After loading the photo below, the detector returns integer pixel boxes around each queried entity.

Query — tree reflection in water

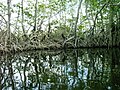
[0,49,120,90]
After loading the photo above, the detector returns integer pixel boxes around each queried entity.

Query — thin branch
[63,36,74,47]
[92,0,110,34]
[0,14,7,25]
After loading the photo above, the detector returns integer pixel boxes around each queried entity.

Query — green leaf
[78,25,84,30]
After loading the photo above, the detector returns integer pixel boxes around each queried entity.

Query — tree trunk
[21,0,26,37]
[6,0,11,48]
[34,0,38,32]
[74,0,83,47]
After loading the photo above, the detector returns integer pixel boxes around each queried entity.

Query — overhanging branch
[92,0,110,33]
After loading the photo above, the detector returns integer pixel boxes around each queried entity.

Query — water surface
[0,49,120,90]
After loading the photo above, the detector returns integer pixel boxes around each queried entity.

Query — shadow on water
[0,48,120,90]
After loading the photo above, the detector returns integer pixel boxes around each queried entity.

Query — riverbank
[1,40,119,56]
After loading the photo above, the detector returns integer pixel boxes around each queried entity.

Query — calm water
[0,49,120,90]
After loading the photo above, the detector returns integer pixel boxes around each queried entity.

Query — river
[0,48,120,90]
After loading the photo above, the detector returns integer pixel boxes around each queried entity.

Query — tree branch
[92,0,110,34]
[0,14,7,25]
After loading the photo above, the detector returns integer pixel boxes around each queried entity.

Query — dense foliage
[0,0,120,52]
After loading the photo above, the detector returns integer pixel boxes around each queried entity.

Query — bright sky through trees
[0,0,86,33]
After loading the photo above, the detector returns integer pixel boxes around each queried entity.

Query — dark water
[0,49,120,90]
